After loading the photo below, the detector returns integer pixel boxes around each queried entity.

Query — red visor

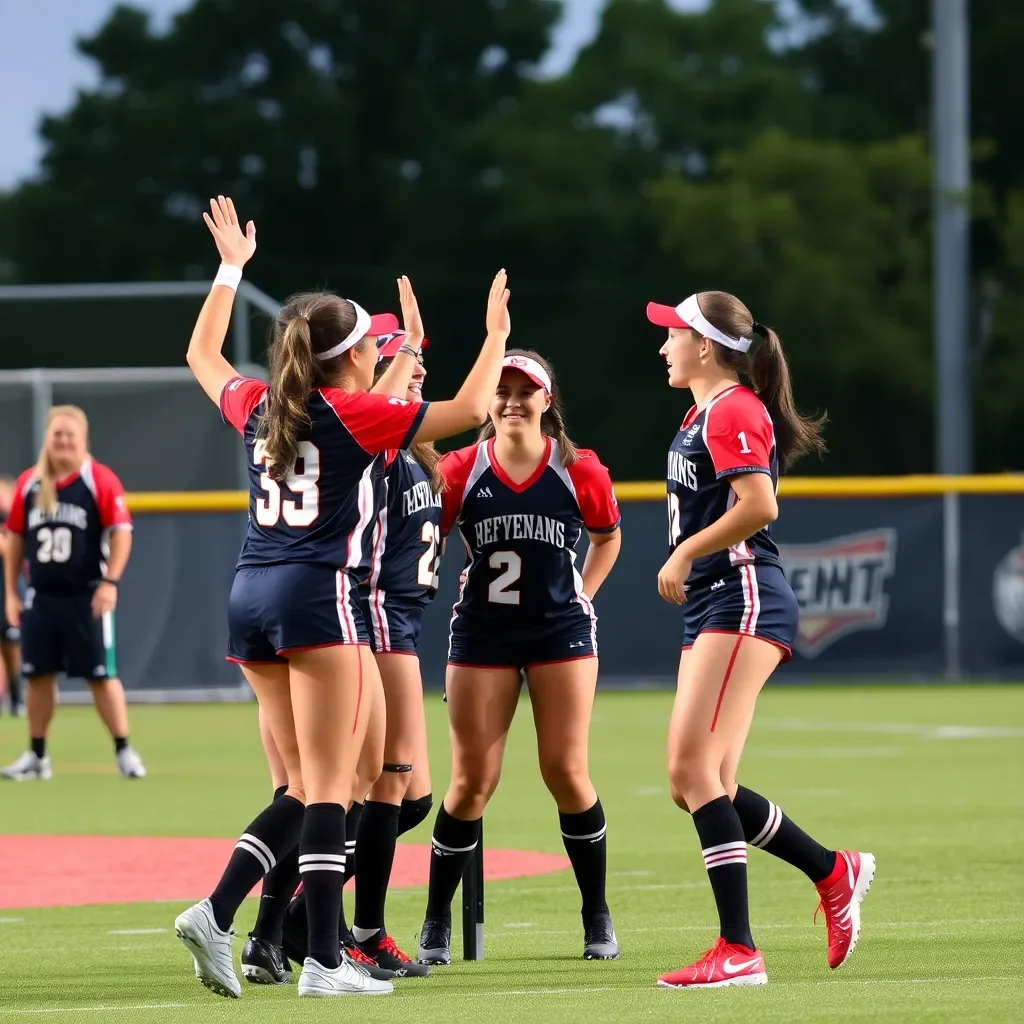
[376,330,430,358]
[646,302,690,329]
[368,312,400,337]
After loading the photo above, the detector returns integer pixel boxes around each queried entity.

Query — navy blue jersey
[366,447,443,605]
[441,437,619,637]
[220,376,428,573]
[6,460,132,593]
[667,384,783,586]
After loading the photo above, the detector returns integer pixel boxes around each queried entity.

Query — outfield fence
[49,475,1024,702]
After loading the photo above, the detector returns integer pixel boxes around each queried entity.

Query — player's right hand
[398,275,425,346]
[486,269,511,338]
[203,195,256,268]
[4,592,21,630]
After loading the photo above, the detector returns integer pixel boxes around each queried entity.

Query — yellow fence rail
[126,475,1024,513]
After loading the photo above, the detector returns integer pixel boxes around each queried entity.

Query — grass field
[0,685,1022,1023]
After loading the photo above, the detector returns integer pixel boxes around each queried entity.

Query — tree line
[0,0,1020,478]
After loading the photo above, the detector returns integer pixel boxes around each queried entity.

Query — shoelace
[695,940,723,981]
[346,945,378,967]
[380,934,412,963]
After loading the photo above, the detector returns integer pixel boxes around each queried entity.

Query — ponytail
[34,405,90,516]
[695,291,826,470]
[262,316,314,482]
[748,325,826,469]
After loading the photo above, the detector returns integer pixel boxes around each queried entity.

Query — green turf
[1,686,1022,1022]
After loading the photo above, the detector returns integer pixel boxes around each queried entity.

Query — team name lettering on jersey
[667,451,699,492]
[27,502,89,532]
[473,514,566,550]
[402,480,442,517]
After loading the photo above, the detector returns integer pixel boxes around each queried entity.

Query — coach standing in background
[1,406,146,781]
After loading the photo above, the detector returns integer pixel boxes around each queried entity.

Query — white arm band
[213,264,243,291]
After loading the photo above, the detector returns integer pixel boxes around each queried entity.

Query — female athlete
[175,195,510,999]
[1,408,144,781]
[416,349,622,965]
[646,291,873,989]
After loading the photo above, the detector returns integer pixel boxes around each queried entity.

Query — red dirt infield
[0,835,570,909]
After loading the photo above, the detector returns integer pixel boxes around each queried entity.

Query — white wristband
[213,264,243,291]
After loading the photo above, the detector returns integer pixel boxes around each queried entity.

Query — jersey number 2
[253,439,320,528]
[488,551,521,605]
[417,522,442,589]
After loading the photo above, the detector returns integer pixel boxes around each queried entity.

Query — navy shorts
[448,614,597,670]
[20,588,117,680]
[683,564,798,661]
[228,564,368,665]
[362,590,426,656]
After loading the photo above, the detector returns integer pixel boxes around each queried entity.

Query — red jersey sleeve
[705,390,774,479]
[320,388,429,455]
[566,450,621,533]
[4,470,35,535]
[90,461,133,530]
[438,445,478,536]
[220,376,269,433]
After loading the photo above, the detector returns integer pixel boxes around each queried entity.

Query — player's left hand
[92,581,118,618]
[203,195,256,268]
[657,548,691,605]
[397,275,425,346]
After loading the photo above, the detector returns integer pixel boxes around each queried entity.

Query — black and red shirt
[667,384,783,586]
[6,459,132,593]
[220,376,428,573]
[441,437,620,636]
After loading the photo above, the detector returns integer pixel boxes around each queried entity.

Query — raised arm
[412,269,511,444]
[372,276,426,398]
[186,195,258,406]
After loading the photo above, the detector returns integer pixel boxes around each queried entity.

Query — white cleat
[297,956,394,997]
[116,746,147,778]
[0,751,52,781]
[174,899,241,998]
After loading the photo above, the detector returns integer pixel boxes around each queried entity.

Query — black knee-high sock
[343,801,362,886]
[732,785,836,883]
[250,786,302,945]
[559,799,609,920]
[398,793,432,837]
[424,805,481,922]
[208,794,304,932]
[353,800,401,937]
[691,795,755,949]
[300,802,346,968]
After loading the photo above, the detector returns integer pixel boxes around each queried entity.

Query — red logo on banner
[778,529,897,658]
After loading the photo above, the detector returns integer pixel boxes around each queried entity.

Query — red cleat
[657,937,767,989]
[815,850,876,969]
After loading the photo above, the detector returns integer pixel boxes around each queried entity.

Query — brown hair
[477,349,579,467]
[261,291,370,482]
[34,405,89,515]
[372,356,443,493]
[695,291,826,469]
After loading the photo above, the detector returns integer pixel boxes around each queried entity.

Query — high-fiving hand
[397,275,425,345]
[486,269,511,338]
[203,195,256,268]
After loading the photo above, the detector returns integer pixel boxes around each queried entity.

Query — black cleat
[358,932,431,977]
[240,934,292,984]
[583,911,620,960]
[416,918,451,966]
[343,942,398,980]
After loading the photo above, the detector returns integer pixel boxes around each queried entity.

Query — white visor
[315,301,371,360]
[676,294,751,352]
[502,355,552,392]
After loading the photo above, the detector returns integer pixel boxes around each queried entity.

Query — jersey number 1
[253,440,320,528]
